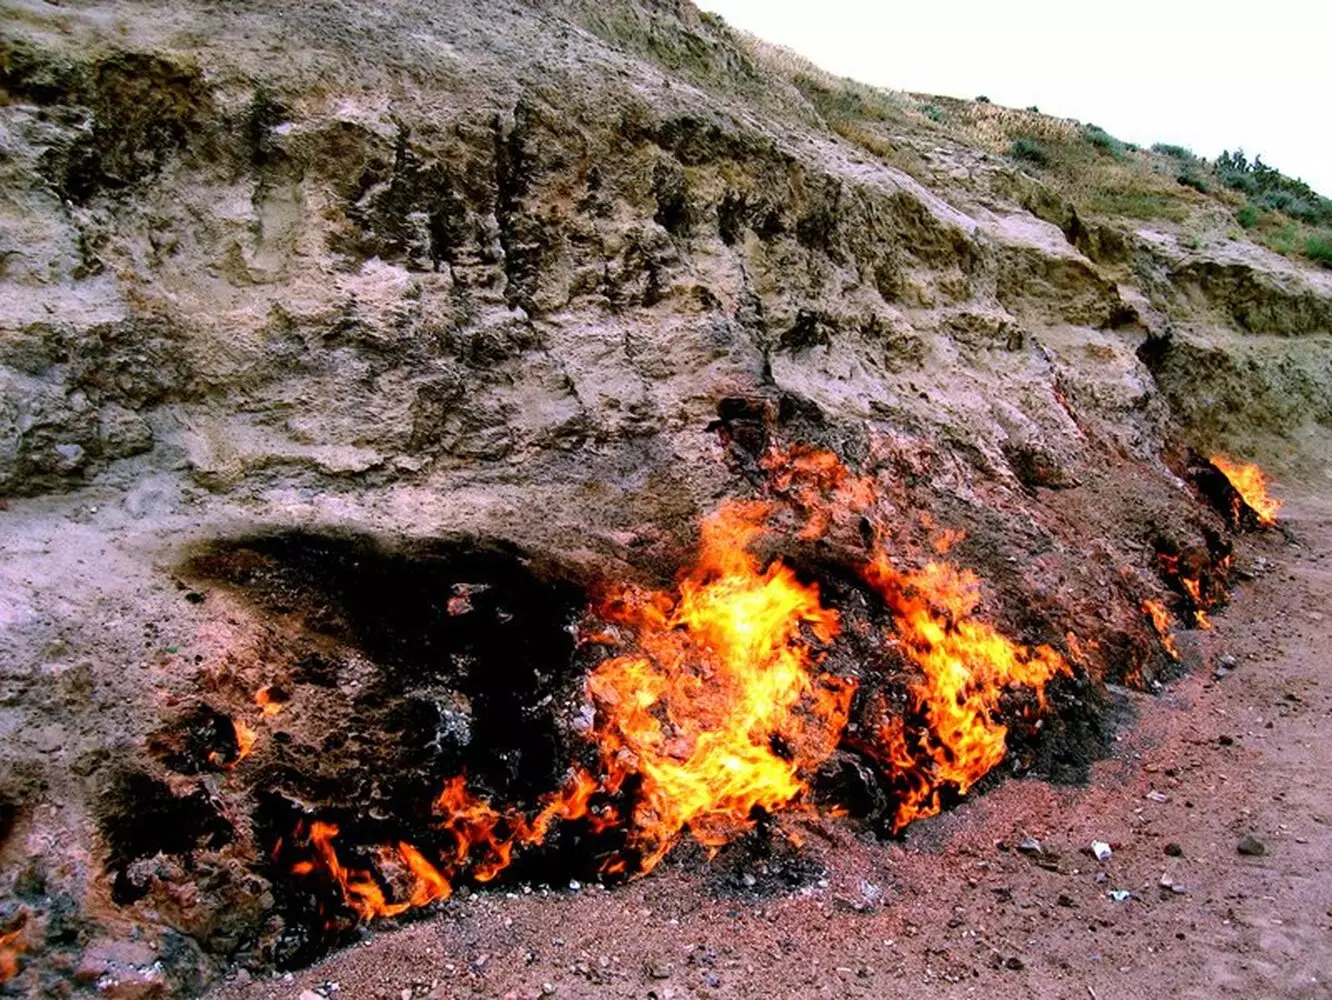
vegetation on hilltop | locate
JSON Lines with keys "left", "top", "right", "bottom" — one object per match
{"left": 729, "top": 29, "right": 1330, "bottom": 270}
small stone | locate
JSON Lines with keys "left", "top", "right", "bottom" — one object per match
{"left": 1145, "top": 790, "right": 1168, "bottom": 803}
{"left": 1057, "top": 894, "right": 1075, "bottom": 907}
{"left": 1090, "top": 840, "right": 1112, "bottom": 861}
{"left": 1018, "top": 837, "right": 1043, "bottom": 855}
{"left": 300, "top": 991, "right": 325, "bottom": 1000}
{"left": 540, "top": 984, "right": 557, "bottom": 996}
{"left": 1005, "top": 956, "right": 1025, "bottom": 970}
{"left": 646, "top": 961, "right": 672, "bottom": 980}
{"left": 1237, "top": 835, "right": 1266, "bottom": 856}
{"left": 1165, "top": 843, "right": 1183, "bottom": 857}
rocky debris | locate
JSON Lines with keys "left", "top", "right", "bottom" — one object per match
{"left": 1237, "top": 835, "right": 1267, "bottom": 857}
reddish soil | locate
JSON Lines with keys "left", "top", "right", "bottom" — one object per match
{"left": 205, "top": 487, "right": 1332, "bottom": 1000}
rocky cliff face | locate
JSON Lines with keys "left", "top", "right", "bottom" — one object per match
{"left": 0, "top": 1, "right": 1329, "bottom": 995}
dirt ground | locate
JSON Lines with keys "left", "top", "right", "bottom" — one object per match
{"left": 203, "top": 485, "right": 1332, "bottom": 1000}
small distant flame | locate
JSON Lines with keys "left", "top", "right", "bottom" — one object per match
{"left": 208, "top": 718, "right": 258, "bottom": 769}
{"left": 284, "top": 447, "right": 1072, "bottom": 923}
{"left": 1141, "top": 599, "right": 1180, "bottom": 660}
{"left": 0, "top": 921, "right": 25, "bottom": 984}
{"left": 1210, "top": 455, "right": 1281, "bottom": 527}
{"left": 1156, "top": 545, "right": 1230, "bottom": 630}
{"left": 255, "top": 685, "right": 285, "bottom": 717}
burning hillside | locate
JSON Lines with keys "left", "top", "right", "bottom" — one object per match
{"left": 257, "top": 447, "right": 1076, "bottom": 948}
{"left": 0, "top": 0, "right": 1320, "bottom": 997}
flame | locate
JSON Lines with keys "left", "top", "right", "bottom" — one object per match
{"left": 255, "top": 685, "right": 284, "bottom": 717}
{"left": 284, "top": 447, "right": 1072, "bottom": 924}
{"left": 291, "top": 821, "right": 451, "bottom": 920}
{"left": 0, "top": 922, "right": 24, "bottom": 984}
{"left": 289, "top": 770, "right": 607, "bottom": 922}
{"left": 1141, "top": 599, "right": 1180, "bottom": 660}
{"left": 1210, "top": 455, "right": 1281, "bottom": 527}
{"left": 859, "top": 557, "right": 1069, "bottom": 829}
{"left": 1156, "top": 547, "right": 1226, "bottom": 629}
{"left": 586, "top": 500, "right": 853, "bottom": 870}
{"left": 207, "top": 717, "right": 258, "bottom": 769}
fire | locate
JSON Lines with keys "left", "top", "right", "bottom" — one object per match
{"left": 255, "top": 685, "right": 285, "bottom": 717}
{"left": 290, "top": 820, "right": 451, "bottom": 920}
{"left": 1209, "top": 455, "right": 1281, "bottom": 527}
{"left": 1156, "top": 543, "right": 1229, "bottom": 630}
{"left": 207, "top": 717, "right": 258, "bottom": 769}
{"left": 288, "top": 770, "right": 608, "bottom": 921}
{"left": 586, "top": 500, "right": 853, "bottom": 870}
{"left": 1142, "top": 599, "right": 1181, "bottom": 660}
{"left": 0, "top": 921, "right": 24, "bottom": 984}
{"left": 283, "top": 447, "right": 1072, "bottom": 925}
{"left": 859, "top": 557, "right": 1069, "bottom": 829}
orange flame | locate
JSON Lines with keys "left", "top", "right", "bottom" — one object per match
{"left": 586, "top": 500, "right": 854, "bottom": 870}
{"left": 291, "top": 821, "right": 451, "bottom": 920}
{"left": 1210, "top": 455, "right": 1281, "bottom": 527}
{"left": 1141, "top": 599, "right": 1180, "bottom": 660}
{"left": 0, "top": 922, "right": 24, "bottom": 984}
{"left": 255, "top": 685, "right": 285, "bottom": 717}
{"left": 285, "top": 447, "right": 1071, "bottom": 922}
{"left": 860, "top": 557, "right": 1069, "bottom": 829}
{"left": 207, "top": 717, "right": 258, "bottom": 769}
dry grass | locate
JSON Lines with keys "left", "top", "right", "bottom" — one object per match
{"left": 730, "top": 28, "right": 1332, "bottom": 263}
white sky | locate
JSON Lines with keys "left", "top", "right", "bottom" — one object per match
{"left": 695, "top": 0, "right": 1332, "bottom": 199}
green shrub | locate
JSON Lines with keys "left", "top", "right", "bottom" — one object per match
{"left": 975, "top": 95, "right": 991, "bottom": 104}
{"left": 1177, "top": 169, "right": 1208, "bottom": 193}
{"left": 920, "top": 103, "right": 944, "bottom": 122}
{"left": 1306, "top": 234, "right": 1332, "bottom": 267}
{"left": 1082, "top": 124, "right": 1126, "bottom": 159}
{"left": 1236, "top": 203, "right": 1260, "bottom": 229}
{"left": 1152, "top": 143, "right": 1195, "bottom": 160}
{"left": 1026, "top": 105, "right": 1040, "bottom": 112}
{"left": 1010, "top": 137, "right": 1050, "bottom": 167}
{"left": 1216, "top": 149, "right": 1332, "bottom": 225}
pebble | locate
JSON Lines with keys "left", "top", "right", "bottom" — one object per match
{"left": 1237, "top": 834, "right": 1267, "bottom": 856}
{"left": 1018, "top": 837, "right": 1043, "bottom": 855}
{"left": 1090, "top": 841, "right": 1112, "bottom": 861}
{"left": 1005, "top": 956, "right": 1025, "bottom": 970}
{"left": 1165, "top": 843, "right": 1183, "bottom": 857}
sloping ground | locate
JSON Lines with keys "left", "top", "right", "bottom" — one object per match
{"left": 0, "top": 0, "right": 1329, "bottom": 996}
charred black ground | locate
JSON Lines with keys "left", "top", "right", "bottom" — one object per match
{"left": 59, "top": 526, "right": 1126, "bottom": 969}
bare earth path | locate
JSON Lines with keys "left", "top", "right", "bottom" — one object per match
{"left": 209, "top": 485, "right": 1332, "bottom": 1000}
